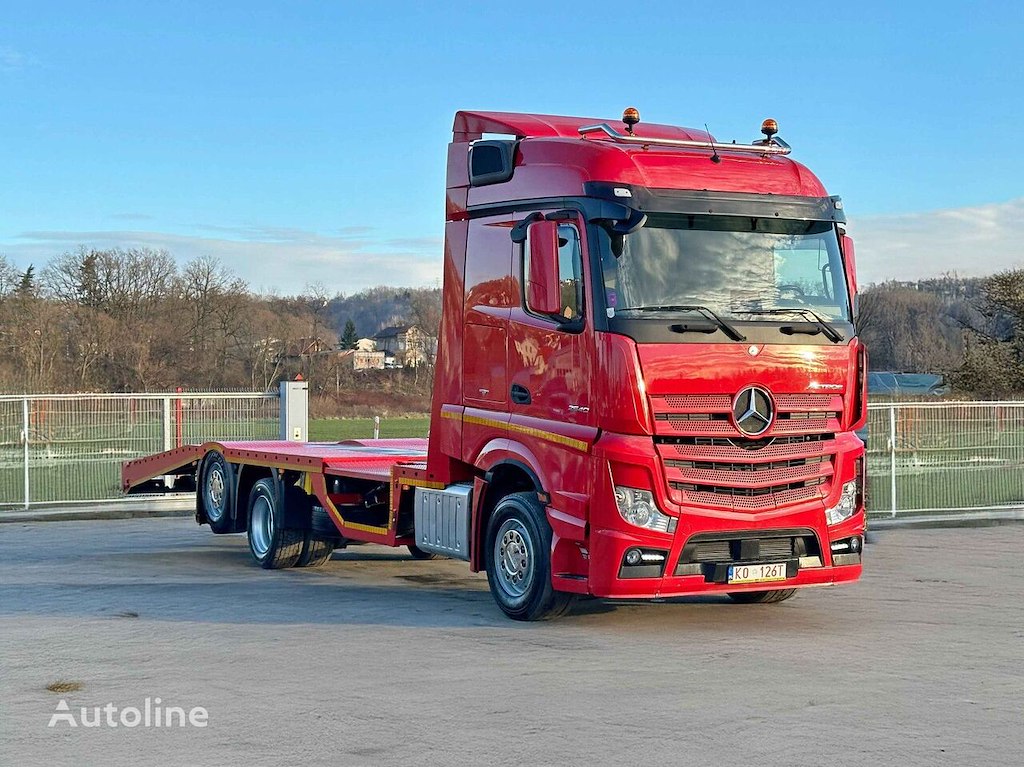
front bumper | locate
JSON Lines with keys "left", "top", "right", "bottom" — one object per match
{"left": 552, "top": 429, "right": 867, "bottom": 599}
{"left": 586, "top": 508, "right": 864, "bottom": 599}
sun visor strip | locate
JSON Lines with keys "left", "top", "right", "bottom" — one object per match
{"left": 582, "top": 183, "right": 846, "bottom": 224}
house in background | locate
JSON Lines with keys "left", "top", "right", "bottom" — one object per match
{"left": 372, "top": 325, "right": 436, "bottom": 368}
{"left": 353, "top": 350, "right": 385, "bottom": 370}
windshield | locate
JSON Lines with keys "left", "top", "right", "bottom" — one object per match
{"left": 600, "top": 214, "right": 851, "bottom": 322}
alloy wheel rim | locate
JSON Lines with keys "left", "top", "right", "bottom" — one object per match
{"left": 494, "top": 519, "right": 534, "bottom": 599}
{"left": 250, "top": 494, "right": 273, "bottom": 557}
{"left": 206, "top": 466, "right": 226, "bottom": 522}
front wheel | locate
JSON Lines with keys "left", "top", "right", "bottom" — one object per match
{"left": 484, "top": 492, "right": 574, "bottom": 621}
{"left": 728, "top": 589, "right": 797, "bottom": 604}
{"left": 246, "top": 478, "right": 304, "bottom": 569}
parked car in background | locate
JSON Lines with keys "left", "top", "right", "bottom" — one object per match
{"left": 867, "top": 372, "right": 949, "bottom": 398}
{"left": 858, "top": 372, "right": 950, "bottom": 448}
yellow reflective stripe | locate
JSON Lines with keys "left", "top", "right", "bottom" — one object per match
{"left": 398, "top": 477, "right": 446, "bottom": 490}
{"left": 508, "top": 421, "right": 589, "bottom": 452}
{"left": 447, "top": 410, "right": 588, "bottom": 452}
{"left": 313, "top": 475, "right": 390, "bottom": 537}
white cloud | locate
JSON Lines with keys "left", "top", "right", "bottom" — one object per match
{"left": 3, "top": 228, "right": 443, "bottom": 296}
{"left": 850, "top": 198, "right": 1024, "bottom": 285}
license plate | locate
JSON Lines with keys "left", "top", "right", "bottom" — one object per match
{"left": 727, "top": 562, "right": 788, "bottom": 584}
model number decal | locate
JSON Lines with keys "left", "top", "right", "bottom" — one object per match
{"left": 808, "top": 382, "right": 843, "bottom": 391}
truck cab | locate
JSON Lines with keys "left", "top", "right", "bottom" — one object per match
{"left": 423, "top": 110, "right": 867, "bottom": 617}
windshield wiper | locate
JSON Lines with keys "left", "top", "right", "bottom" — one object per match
{"left": 740, "top": 308, "right": 845, "bottom": 343}
{"left": 626, "top": 305, "right": 746, "bottom": 342}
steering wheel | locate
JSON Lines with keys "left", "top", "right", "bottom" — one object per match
{"left": 778, "top": 284, "right": 806, "bottom": 298}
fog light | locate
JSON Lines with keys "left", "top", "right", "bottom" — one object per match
{"left": 829, "top": 536, "right": 863, "bottom": 566}
{"left": 619, "top": 547, "right": 669, "bottom": 578}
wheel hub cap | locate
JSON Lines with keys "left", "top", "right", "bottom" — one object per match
{"left": 496, "top": 521, "right": 533, "bottom": 598}
{"left": 206, "top": 467, "right": 226, "bottom": 521}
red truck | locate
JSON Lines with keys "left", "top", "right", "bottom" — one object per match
{"left": 123, "top": 109, "right": 867, "bottom": 620}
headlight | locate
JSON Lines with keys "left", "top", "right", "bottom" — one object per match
{"left": 825, "top": 480, "right": 859, "bottom": 525}
{"left": 614, "top": 486, "right": 675, "bottom": 533}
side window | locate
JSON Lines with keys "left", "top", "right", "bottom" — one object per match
{"left": 557, "top": 225, "right": 584, "bottom": 322}
{"left": 522, "top": 222, "right": 585, "bottom": 324}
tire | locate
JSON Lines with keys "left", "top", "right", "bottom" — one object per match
{"left": 199, "top": 452, "right": 239, "bottom": 534}
{"left": 246, "top": 478, "right": 304, "bottom": 569}
{"left": 296, "top": 534, "right": 335, "bottom": 568}
{"left": 407, "top": 544, "right": 442, "bottom": 561}
{"left": 484, "top": 492, "right": 575, "bottom": 621}
{"left": 727, "top": 588, "right": 797, "bottom": 604}
{"left": 282, "top": 485, "right": 336, "bottom": 568}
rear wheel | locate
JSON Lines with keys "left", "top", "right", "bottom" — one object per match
{"left": 407, "top": 544, "right": 442, "bottom": 561}
{"left": 727, "top": 588, "right": 797, "bottom": 604}
{"left": 484, "top": 492, "right": 574, "bottom": 621}
{"left": 199, "top": 452, "right": 239, "bottom": 534}
{"left": 246, "top": 478, "right": 304, "bottom": 569}
{"left": 296, "top": 534, "right": 336, "bottom": 568}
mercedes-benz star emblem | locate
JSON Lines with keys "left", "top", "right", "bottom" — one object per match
{"left": 732, "top": 386, "right": 774, "bottom": 437}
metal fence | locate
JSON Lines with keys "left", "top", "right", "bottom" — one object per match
{"left": 3, "top": 393, "right": 1022, "bottom": 518}
{"left": 865, "top": 401, "right": 1024, "bottom": 518}
{"left": 0, "top": 392, "right": 280, "bottom": 509}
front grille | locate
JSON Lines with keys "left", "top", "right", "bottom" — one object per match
{"left": 658, "top": 393, "right": 840, "bottom": 411}
{"left": 651, "top": 392, "right": 841, "bottom": 512}
{"left": 684, "top": 484, "right": 825, "bottom": 510}
{"left": 665, "top": 454, "right": 832, "bottom": 488}
{"left": 655, "top": 411, "right": 839, "bottom": 435}
{"left": 650, "top": 392, "right": 843, "bottom": 438}
{"left": 678, "top": 529, "right": 821, "bottom": 566}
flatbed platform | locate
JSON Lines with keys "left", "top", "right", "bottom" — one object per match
{"left": 122, "top": 438, "right": 429, "bottom": 491}
{"left": 122, "top": 438, "right": 433, "bottom": 546}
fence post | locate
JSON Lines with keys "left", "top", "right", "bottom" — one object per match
{"left": 162, "top": 396, "right": 172, "bottom": 453}
{"left": 175, "top": 387, "right": 184, "bottom": 448}
{"left": 279, "top": 380, "right": 309, "bottom": 441}
{"left": 889, "top": 405, "right": 897, "bottom": 517}
{"left": 374, "top": 416, "right": 380, "bottom": 440}
{"left": 22, "top": 397, "right": 30, "bottom": 509}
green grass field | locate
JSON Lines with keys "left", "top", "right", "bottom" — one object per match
{"left": 309, "top": 417, "right": 430, "bottom": 442}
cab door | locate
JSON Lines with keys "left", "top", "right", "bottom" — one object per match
{"left": 461, "top": 214, "right": 515, "bottom": 462}
{"left": 507, "top": 211, "right": 596, "bottom": 445}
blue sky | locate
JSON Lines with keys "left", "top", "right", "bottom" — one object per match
{"left": 2, "top": 1, "right": 1022, "bottom": 293}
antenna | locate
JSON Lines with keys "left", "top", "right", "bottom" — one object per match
{"left": 704, "top": 123, "right": 721, "bottom": 164}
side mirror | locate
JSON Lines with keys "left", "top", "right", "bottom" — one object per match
{"left": 526, "top": 220, "right": 561, "bottom": 316}
{"left": 842, "top": 234, "right": 859, "bottom": 321}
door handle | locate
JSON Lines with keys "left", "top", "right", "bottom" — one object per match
{"left": 510, "top": 384, "right": 531, "bottom": 405}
